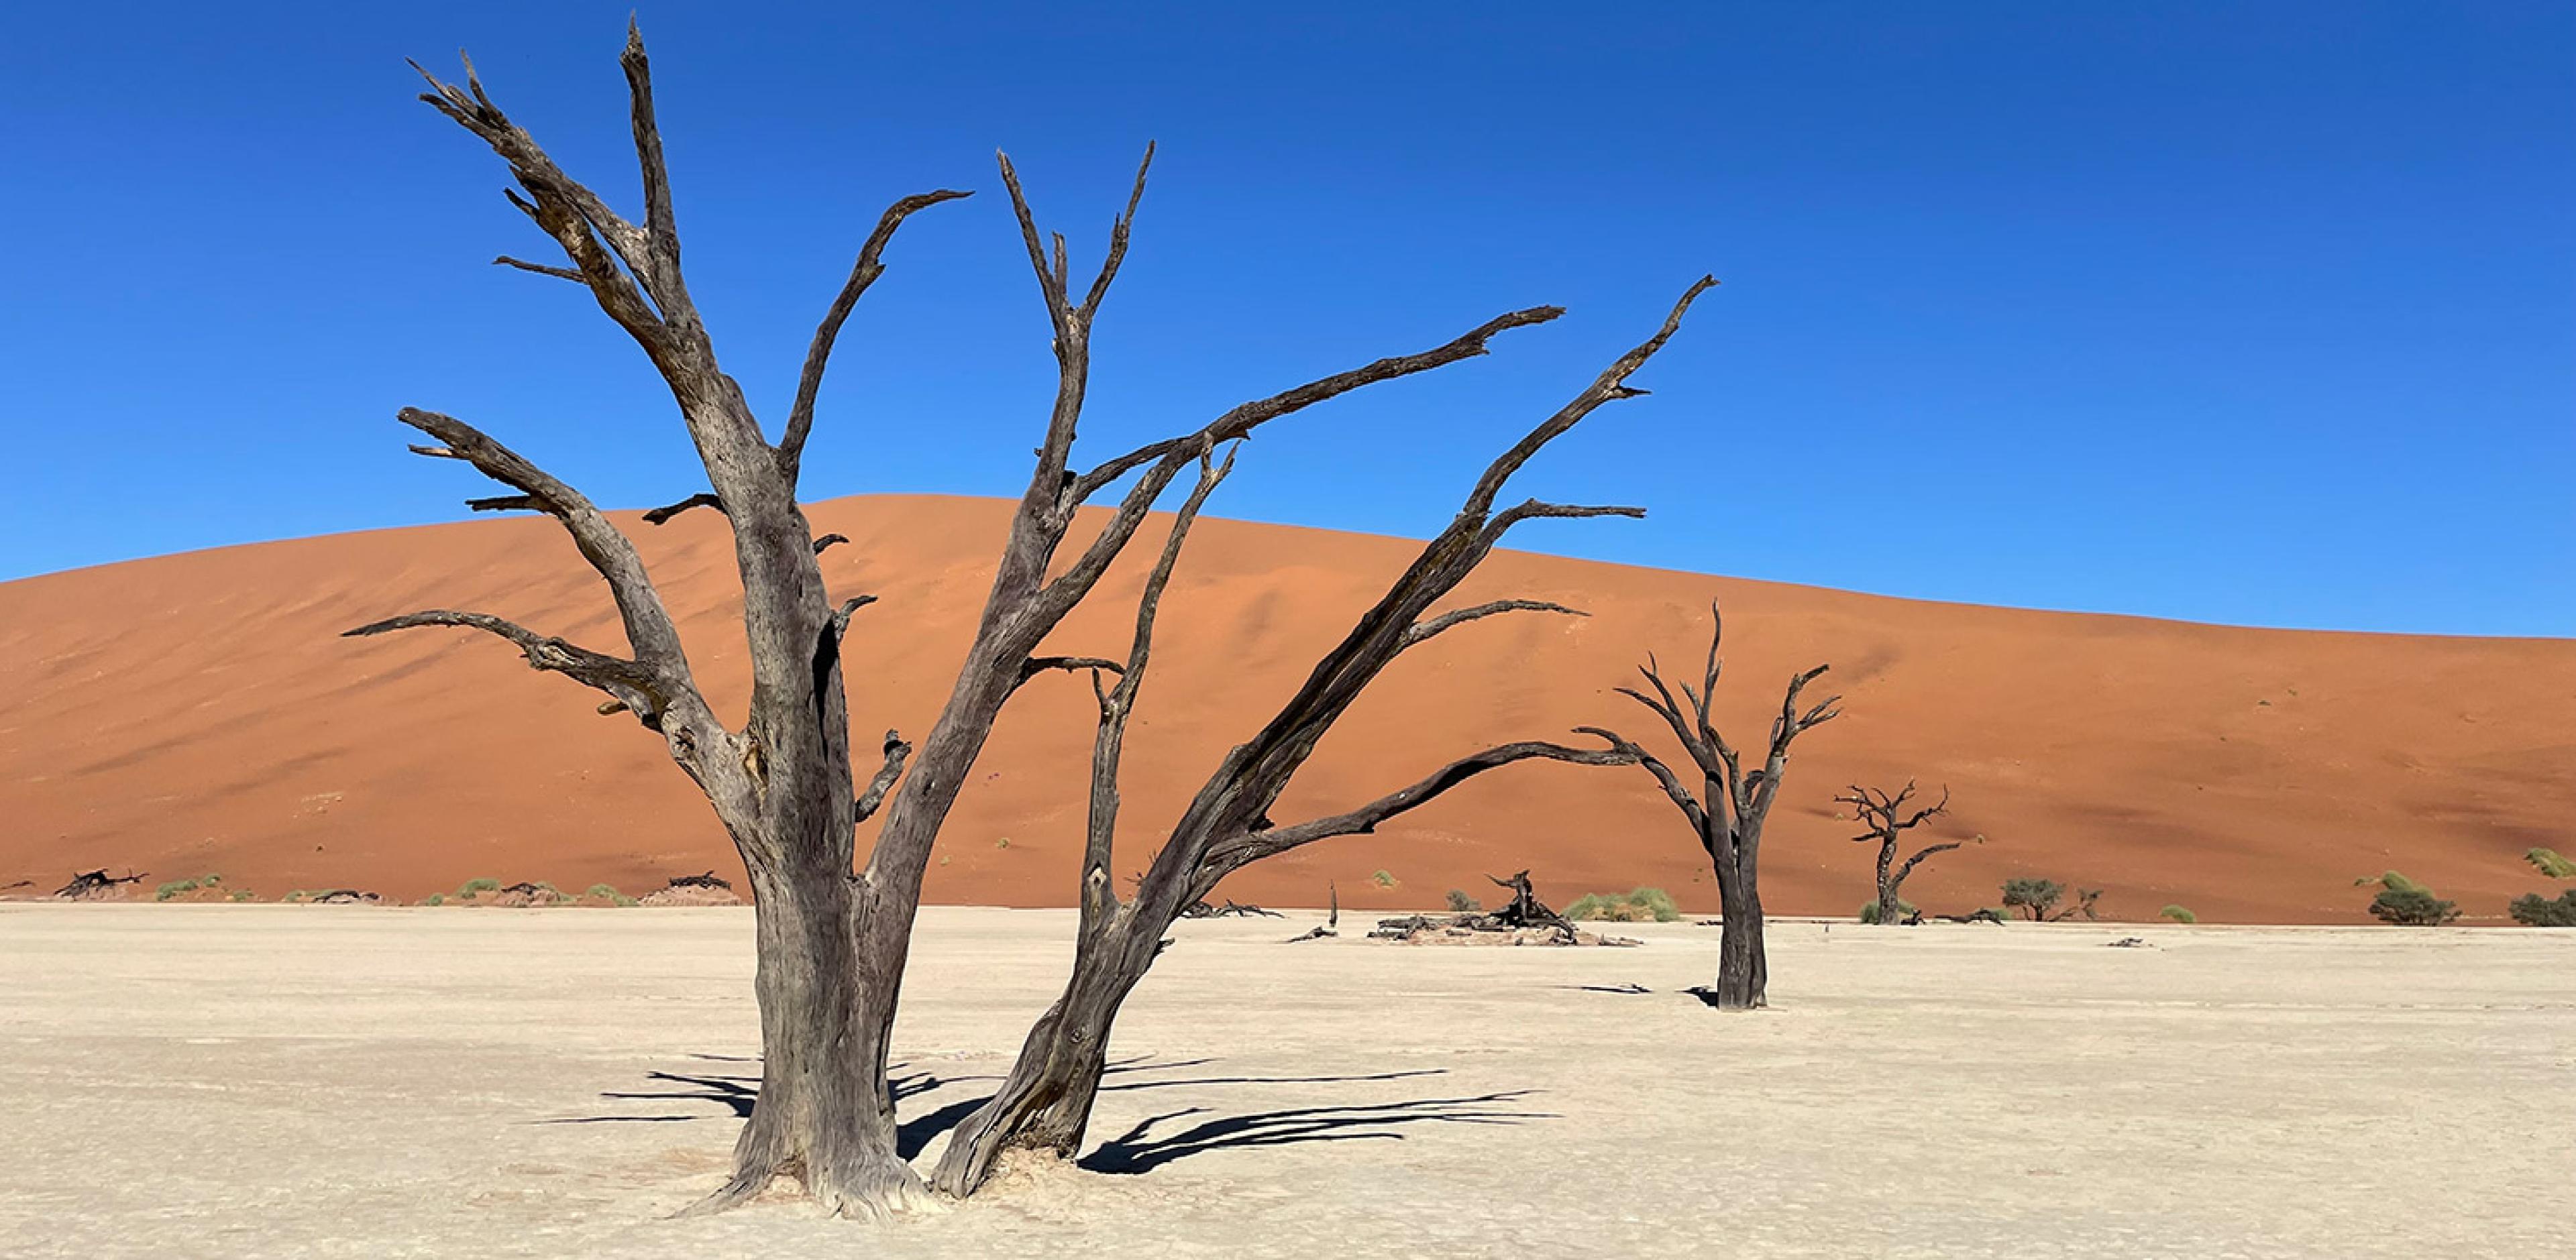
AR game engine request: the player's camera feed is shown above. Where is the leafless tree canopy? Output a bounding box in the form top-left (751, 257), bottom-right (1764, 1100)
top-left (341, 23), bottom-right (1693, 1218)
top-left (1835, 781), bottom-right (1971, 924)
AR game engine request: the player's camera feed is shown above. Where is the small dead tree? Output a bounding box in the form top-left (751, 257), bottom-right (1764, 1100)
top-left (1583, 605), bottom-right (1839, 1009)
top-left (1835, 781), bottom-right (1970, 925)
top-left (345, 27), bottom-right (1573, 1219)
top-left (926, 282), bottom-right (1711, 1196)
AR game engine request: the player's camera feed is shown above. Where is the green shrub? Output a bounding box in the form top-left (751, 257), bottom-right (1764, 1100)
top-left (2159, 905), bottom-right (2196, 924)
top-left (1858, 898), bottom-right (1917, 925)
top-left (154, 878), bottom-right (201, 901)
top-left (1371, 870), bottom-right (1397, 889)
top-left (227, 889), bottom-right (254, 903)
top-left (2001, 878), bottom-right (2063, 920)
top-left (1565, 887), bottom-right (1680, 923)
top-left (1444, 889), bottom-right (1482, 913)
top-left (454, 877), bottom-right (500, 901)
top-left (421, 893), bottom-right (446, 907)
top-left (2525, 848), bottom-right (2576, 880)
top-left (2508, 889), bottom-right (2576, 927)
top-left (2369, 886), bottom-right (2459, 926)
top-left (2357, 870), bottom-right (2428, 895)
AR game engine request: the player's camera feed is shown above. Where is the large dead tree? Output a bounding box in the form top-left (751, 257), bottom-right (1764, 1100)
top-left (345, 27), bottom-right (1570, 1219)
top-left (927, 281), bottom-right (1711, 1197)
top-left (1834, 781), bottom-right (1969, 924)
top-left (1582, 605), bottom-right (1838, 1009)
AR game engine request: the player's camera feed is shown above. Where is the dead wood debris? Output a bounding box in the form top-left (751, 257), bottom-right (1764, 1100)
top-left (52, 869), bottom-right (146, 901)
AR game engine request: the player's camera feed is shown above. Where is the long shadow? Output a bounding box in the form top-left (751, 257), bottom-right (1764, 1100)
top-left (1078, 1090), bottom-right (1554, 1175)
top-left (545, 1051), bottom-right (1522, 1169)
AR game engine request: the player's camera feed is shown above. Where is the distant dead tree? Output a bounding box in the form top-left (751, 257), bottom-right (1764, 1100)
top-left (345, 25), bottom-right (1581, 1220)
top-left (1582, 606), bottom-right (1838, 1009)
top-left (1833, 781), bottom-right (1972, 925)
top-left (926, 282), bottom-right (1711, 1196)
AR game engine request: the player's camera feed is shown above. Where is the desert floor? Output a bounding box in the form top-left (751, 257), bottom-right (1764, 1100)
top-left (1, 907), bottom-right (2567, 1258)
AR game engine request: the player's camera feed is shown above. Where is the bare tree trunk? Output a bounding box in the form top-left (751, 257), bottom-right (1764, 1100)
top-left (1837, 783), bottom-right (1958, 927)
top-left (1710, 852), bottom-right (1766, 1009)
top-left (930, 283), bottom-right (1713, 1197)
top-left (1589, 604), bottom-right (1837, 1013)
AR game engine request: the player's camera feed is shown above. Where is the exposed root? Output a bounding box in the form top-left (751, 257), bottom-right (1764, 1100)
top-left (673, 1165), bottom-right (774, 1218)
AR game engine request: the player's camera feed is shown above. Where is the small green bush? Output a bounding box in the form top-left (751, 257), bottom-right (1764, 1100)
top-left (227, 889), bottom-right (254, 902)
top-left (1371, 870), bottom-right (1397, 889)
top-left (2508, 889), bottom-right (2576, 927)
top-left (1566, 887), bottom-right (1680, 923)
top-left (2369, 886), bottom-right (2459, 926)
top-left (2159, 905), bottom-right (2197, 924)
top-left (421, 893), bottom-right (446, 907)
top-left (1858, 898), bottom-right (1917, 925)
top-left (2001, 878), bottom-right (2064, 920)
top-left (995, 836), bottom-right (1011, 850)
top-left (154, 878), bottom-right (201, 901)
top-left (2525, 848), bottom-right (2576, 880)
top-left (2357, 870), bottom-right (2428, 895)
top-left (454, 877), bottom-right (500, 901)
top-left (1444, 889), bottom-right (1482, 913)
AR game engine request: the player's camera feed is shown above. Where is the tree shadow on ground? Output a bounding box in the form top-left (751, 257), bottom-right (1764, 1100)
top-left (544, 1053), bottom-right (1503, 1167)
top-left (1077, 1089), bottom-right (1554, 1175)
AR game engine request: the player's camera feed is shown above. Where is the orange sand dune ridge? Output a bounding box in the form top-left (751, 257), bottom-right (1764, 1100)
top-left (4, 494), bottom-right (2569, 923)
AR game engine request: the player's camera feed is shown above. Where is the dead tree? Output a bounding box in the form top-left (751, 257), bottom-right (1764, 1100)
top-left (52, 869), bottom-right (144, 900)
top-left (1582, 605), bottom-right (1839, 1009)
top-left (1834, 781), bottom-right (1969, 924)
top-left (343, 27), bottom-right (1578, 1220)
top-left (926, 282), bottom-right (1711, 1196)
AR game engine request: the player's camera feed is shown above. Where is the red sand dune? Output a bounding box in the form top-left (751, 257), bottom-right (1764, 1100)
top-left (4, 494), bottom-right (2569, 923)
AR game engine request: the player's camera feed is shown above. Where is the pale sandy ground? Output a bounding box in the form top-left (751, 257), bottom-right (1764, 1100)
top-left (1, 907), bottom-right (2567, 1259)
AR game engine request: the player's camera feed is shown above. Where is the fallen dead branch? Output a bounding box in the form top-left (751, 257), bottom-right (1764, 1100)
top-left (53, 869), bottom-right (146, 901)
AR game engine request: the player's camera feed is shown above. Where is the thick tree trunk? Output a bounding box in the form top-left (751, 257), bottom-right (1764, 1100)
top-left (1710, 855), bottom-right (1768, 1010)
top-left (1874, 837), bottom-right (1901, 924)
top-left (690, 840), bottom-right (926, 1217)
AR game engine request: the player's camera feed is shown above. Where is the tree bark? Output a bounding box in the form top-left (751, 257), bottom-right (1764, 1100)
top-left (1710, 852), bottom-right (1767, 1009)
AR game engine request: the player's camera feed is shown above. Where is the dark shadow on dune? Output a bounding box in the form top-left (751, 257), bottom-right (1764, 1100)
top-left (1078, 1089), bottom-right (1553, 1175)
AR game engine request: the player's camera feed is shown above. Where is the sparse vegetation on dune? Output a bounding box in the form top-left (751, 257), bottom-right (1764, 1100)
top-left (2524, 848), bottom-right (2576, 880)
top-left (153, 874), bottom-right (224, 902)
top-left (2160, 905), bottom-right (2197, 924)
top-left (1444, 889), bottom-right (1483, 913)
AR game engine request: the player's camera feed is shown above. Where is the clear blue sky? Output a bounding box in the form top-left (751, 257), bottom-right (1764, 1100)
top-left (3, 1), bottom-right (2567, 636)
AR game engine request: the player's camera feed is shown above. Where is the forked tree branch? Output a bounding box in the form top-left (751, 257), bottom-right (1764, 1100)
top-left (1203, 736), bottom-right (1640, 878)
top-left (1077, 442), bottom-right (1237, 927)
